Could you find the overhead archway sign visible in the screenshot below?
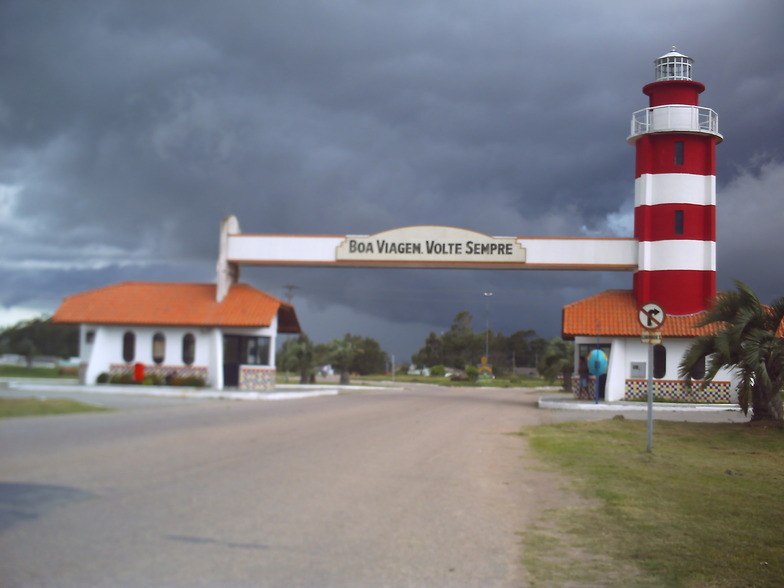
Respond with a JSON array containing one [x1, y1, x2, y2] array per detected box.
[[216, 215, 638, 300]]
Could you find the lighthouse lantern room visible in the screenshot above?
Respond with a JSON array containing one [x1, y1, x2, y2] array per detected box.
[[628, 49, 722, 316]]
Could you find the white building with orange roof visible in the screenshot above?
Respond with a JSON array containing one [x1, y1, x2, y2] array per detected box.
[[562, 290, 733, 403], [53, 281, 300, 391]]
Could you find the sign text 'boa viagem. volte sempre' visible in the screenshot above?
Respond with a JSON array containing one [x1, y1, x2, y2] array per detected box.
[[347, 239, 515, 256], [335, 226, 526, 264]]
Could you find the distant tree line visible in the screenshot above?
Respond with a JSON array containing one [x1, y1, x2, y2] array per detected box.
[[277, 333, 389, 385], [410, 310, 555, 377], [0, 316, 78, 365]]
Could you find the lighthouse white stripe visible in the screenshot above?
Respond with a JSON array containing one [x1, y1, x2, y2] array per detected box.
[[637, 240, 715, 271], [634, 174, 716, 207]]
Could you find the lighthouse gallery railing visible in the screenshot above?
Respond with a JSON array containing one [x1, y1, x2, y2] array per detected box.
[[630, 105, 720, 138]]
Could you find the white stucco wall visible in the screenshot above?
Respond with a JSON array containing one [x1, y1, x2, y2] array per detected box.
[[78, 319, 279, 389], [80, 325, 216, 385], [574, 335, 736, 402], [208, 329, 223, 390]]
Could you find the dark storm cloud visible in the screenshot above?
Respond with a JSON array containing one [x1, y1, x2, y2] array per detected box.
[[1, 0, 782, 359]]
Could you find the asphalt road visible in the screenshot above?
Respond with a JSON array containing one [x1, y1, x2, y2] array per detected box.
[[0, 385, 555, 588]]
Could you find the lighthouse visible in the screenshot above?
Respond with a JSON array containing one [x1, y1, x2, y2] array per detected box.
[[629, 49, 722, 316], [564, 51, 734, 403]]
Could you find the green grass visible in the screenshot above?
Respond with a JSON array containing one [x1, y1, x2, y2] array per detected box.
[[520, 419, 784, 587], [0, 397, 110, 419], [0, 364, 76, 379]]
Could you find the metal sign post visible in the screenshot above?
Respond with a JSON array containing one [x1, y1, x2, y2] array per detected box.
[[646, 341, 654, 452], [639, 302, 666, 453]]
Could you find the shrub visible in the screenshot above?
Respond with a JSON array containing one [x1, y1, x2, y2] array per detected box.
[[430, 365, 446, 377], [141, 374, 163, 386], [109, 372, 135, 384], [96, 372, 110, 384], [465, 366, 479, 382], [171, 376, 206, 387]]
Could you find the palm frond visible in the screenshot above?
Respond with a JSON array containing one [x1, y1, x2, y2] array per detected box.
[[681, 280, 783, 421]]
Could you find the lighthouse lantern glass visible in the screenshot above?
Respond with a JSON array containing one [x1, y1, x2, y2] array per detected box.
[[655, 54, 692, 81]]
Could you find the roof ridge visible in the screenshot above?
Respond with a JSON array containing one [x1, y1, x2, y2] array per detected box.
[[235, 282, 288, 306], [562, 289, 632, 309]]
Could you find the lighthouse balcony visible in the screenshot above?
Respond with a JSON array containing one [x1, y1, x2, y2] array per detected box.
[[629, 105, 721, 142]]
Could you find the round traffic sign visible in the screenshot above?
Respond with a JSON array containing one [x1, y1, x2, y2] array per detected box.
[[639, 302, 666, 330]]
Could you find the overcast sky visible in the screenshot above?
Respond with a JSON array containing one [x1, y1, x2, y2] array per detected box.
[[2, 0, 782, 363]]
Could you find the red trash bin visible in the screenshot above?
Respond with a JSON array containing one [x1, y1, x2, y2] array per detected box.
[[134, 362, 145, 382]]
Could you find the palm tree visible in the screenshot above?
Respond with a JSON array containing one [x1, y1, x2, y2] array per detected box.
[[279, 334, 315, 384], [539, 337, 574, 392], [328, 335, 357, 385], [679, 280, 784, 423]]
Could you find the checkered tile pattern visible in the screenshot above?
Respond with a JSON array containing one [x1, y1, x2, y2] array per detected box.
[[110, 363, 208, 381], [572, 376, 597, 400], [572, 376, 732, 403], [239, 366, 276, 391], [623, 379, 731, 403]]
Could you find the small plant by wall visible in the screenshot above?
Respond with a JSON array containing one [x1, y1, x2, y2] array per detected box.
[[100, 366, 206, 387]]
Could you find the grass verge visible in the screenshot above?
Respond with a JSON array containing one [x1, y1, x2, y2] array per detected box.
[[520, 419, 784, 587], [0, 397, 110, 419], [0, 365, 76, 379]]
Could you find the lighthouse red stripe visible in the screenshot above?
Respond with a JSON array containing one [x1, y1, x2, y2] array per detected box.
[[642, 80, 704, 107], [634, 270, 716, 316], [634, 204, 715, 241], [635, 134, 716, 177]]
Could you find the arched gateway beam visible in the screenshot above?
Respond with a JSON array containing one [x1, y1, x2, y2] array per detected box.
[[216, 216, 638, 301]]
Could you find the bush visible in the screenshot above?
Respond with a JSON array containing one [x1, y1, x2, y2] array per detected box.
[[109, 372, 135, 384], [430, 365, 446, 377], [465, 366, 479, 382], [96, 372, 110, 384], [171, 376, 206, 387]]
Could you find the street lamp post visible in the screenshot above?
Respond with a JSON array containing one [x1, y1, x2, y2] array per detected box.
[[483, 292, 493, 360]]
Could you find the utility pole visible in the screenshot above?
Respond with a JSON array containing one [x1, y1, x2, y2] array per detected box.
[[284, 284, 299, 303]]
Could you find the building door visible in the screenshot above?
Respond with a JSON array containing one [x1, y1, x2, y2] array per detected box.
[[223, 335, 241, 387]]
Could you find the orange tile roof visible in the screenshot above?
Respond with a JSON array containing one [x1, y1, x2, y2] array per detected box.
[[53, 282, 300, 333], [562, 290, 717, 339]]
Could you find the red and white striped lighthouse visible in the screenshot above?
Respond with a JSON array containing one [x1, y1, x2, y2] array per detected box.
[[629, 49, 722, 316]]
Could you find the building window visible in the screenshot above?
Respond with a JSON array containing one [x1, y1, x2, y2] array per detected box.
[[85, 330, 95, 344], [653, 344, 667, 379], [674, 141, 684, 165], [674, 210, 685, 235], [152, 332, 166, 364], [690, 356, 706, 380], [247, 336, 271, 365], [182, 333, 196, 366], [223, 335, 272, 366], [122, 331, 135, 363]]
